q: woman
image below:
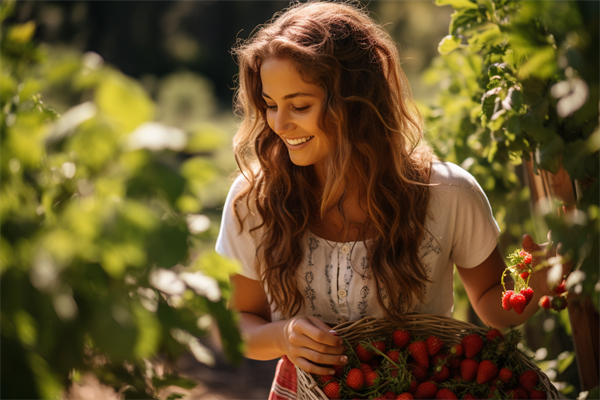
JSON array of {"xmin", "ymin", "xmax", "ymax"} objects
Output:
[{"xmin": 216, "ymin": 1, "xmax": 564, "ymax": 398}]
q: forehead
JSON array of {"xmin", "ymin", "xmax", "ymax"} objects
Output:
[{"xmin": 260, "ymin": 58, "xmax": 322, "ymax": 97}]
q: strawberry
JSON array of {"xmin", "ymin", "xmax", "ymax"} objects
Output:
[
  {"xmin": 333, "ymin": 364, "xmax": 344, "ymax": 377},
  {"xmin": 373, "ymin": 340, "xmax": 386, "ymax": 354},
  {"xmin": 520, "ymin": 287, "xmax": 534, "ymax": 306},
  {"xmin": 427, "ymin": 336, "xmax": 444, "ymax": 356},
  {"xmin": 485, "ymin": 328, "xmax": 504, "ymax": 343},
  {"xmin": 449, "ymin": 356, "xmax": 462, "ymax": 369},
  {"xmin": 386, "ymin": 350, "xmax": 400, "ymax": 364},
  {"xmin": 551, "ymin": 295, "xmax": 568, "ymax": 311},
  {"xmin": 436, "ymin": 388, "xmax": 457, "ymax": 399},
  {"xmin": 408, "ymin": 379, "xmax": 418, "ymax": 394},
  {"xmin": 460, "ymin": 358, "xmax": 479, "ymax": 382},
  {"xmin": 359, "ymin": 362, "xmax": 373, "ymax": 375},
  {"xmin": 539, "ymin": 296, "xmax": 551, "ymax": 309},
  {"xmin": 530, "ymin": 389, "xmax": 547, "ymax": 399},
  {"xmin": 408, "ymin": 340, "xmax": 429, "ymax": 368},
  {"xmin": 510, "ymin": 293, "xmax": 527, "ymax": 314},
  {"xmin": 554, "ymin": 279, "xmax": 566, "ymax": 294},
  {"xmin": 365, "ymin": 370, "xmax": 378, "ymax": 386},
  {"xmin": 509, "ymin": 387, "xmax": 529, "ymax": 399},
  {"xmin": 449, "ymin": 343, "xmax": 463, "ymax": 357},
  {"xmin": 519, "ymin": 370, "xmax": 539, "ymax": 393},
  {"xmin": 393, "ymin": 329, "xmax": 411, "ymax": 349},
  {"xmin": 502, "ymin": 290, "xmax": 514, "ymax": 311},
  {"xmin": 323, "ymin": 381, "xmax": 340, "ymax": 399},
  {"xmin": 476, "ymin": 360, "xmax": 498, "ymax": 384},
  {"xmin": 369, "ymin": 357, "xmax": 382, "ymax": 369},
  {"xmin": 356, "ymin": 343, "xmax": 375, "ymax": 362},
  {"xmin": 317, "ymin": 374, "xmax": 335, "ymax": 385},
  {"xmin": 383, "ymin": 391, "xmax": 396, "ymax": 399},
  {"xmin": 414, "ymin": 382, "xmax": 438, "ymax": 399},
  {"xmin": 519, "ymin": 251, "xmax": 532, "ymax": 264},
  {"xmin": 433, "ymin": 365, "xmax": 450, "ymax": 382},
  {"xmin": 487, "ymin": 386, "xmax": 499, "ymax": 399},
  {"xmin": 462, "ymin": 334, "xmax": 484, "ymax": 358},
  {"xmin": 396, "ymin": 393, "xmax": 414, "ymax": 400},
  {"xmin": 463, "ymin": 395, "xmax": 478, "ymax": 400},
  {"xmin": 520, "ymin": 271, "xmax": 530, "ymax": 279},
  {"xmin": 498, "ymin": 367, "xmax": 513, "ymax": 384},
  {"xmin": 410, "ymin": 365, "xmax": 428, "ymax": 382},
  {"xmin": 431, "ymin": 353, "xmax": 448, "ymax": 366},
  {"xmin": 346, "ymin": 368, "xmax": 364, "ymax": 390}
]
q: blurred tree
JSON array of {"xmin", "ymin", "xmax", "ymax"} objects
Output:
[{"xmin": 0, "ymin": 1, "xmax": 244, "ymax": 398}]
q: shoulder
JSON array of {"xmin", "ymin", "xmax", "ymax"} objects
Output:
[
  {"xmin": 222, "ymin": 172, "xmax": 262, "ymax": 231},
  {"xmin": 429, "ymin": 161, "xmax": 484, "ymax": 193}
]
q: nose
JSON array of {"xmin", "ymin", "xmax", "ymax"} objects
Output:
[{"xmin": 271, "ymin": 109, "xmax": 294, "ymax": 135}]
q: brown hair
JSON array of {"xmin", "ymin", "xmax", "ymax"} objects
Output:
[{"xmin": 230, "ymin": 0, "xmax": 435, "ymax": 323}]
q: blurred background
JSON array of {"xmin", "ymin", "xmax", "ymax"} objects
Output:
[{"xmin": 4, "ymin": 0, "xmax": 592, "ymax": 399}]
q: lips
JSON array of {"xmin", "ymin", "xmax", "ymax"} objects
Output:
[{"xmin": 285, "ymin": 136, "xmax": 314, "ymax": 145}]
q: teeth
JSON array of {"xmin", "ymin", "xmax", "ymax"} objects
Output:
[{"xmin": 286, "ymin": 136, "xmax": 314, "ymax": 145}]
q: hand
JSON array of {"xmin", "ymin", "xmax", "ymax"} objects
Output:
[
  {"xmin": 281, "ymin": 315, "xmax": 347, "ymax": 375},
  {"xmin": 522, "ymin": 233, "xmax": 573, "ymax": 297}
]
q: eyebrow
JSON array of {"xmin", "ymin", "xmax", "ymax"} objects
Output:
[{"xmin": 262, "ymin": 92, "xmax": 316, "ymax": 100}]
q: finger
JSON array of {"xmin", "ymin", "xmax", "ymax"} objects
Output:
[
  {"xmin": 522, "ymin": 234, "xmax": 541, "ymax": 252},
  {"xmin": 307, "ymin": 316, "xmax": 339, "ymax": 336},
  {"xmin": 301, "ymin": 318, "xmax": 344, "ymax": 348},
  {"xmin": 301, "ymin": 347, "xmax": 348, "ymax": 366},
  {"xmin": 295, "ymin": 357, "xmax": 337, "ymax": 376},
  {"xmin": 290, "ymin": 331, "xmax": 346, "ymax": 356}
]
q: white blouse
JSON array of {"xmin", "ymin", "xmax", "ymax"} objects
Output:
[{"xmin": 216, "ymin": 161, "xmax": 500, "ymax": 325}]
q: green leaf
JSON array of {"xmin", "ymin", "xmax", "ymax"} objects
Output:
[
  {"xmin": 192, "ymin": 251, "xmax": 240, "ymax": 284},
  {"xmin": 436, "ymin": 0, "xmax": 478, "ymax": 9},
  {"xmin": 152, "ymin": 374, "xmax": 197, "ymax": 390},
  {"xmin": 449, "ymin": 9, "xmax": 479, "ymax": 35},
  {"xmin": 537, "ymin": 134, "xmax": 564, "ymax": 174},
  {"xmin": 517, "ymin": 47, "xmax": 557, "ymax": 80},
  {"xmin": 7, "ymin": 21, "xmax": 36, "ymax": 44},
  {"xmin": 557, "ymin": 352, "xmax": 575, "ymax": 374},
  {"xmin": 438, "ymin": 35, "xmax": 462, "ymax": 55}
]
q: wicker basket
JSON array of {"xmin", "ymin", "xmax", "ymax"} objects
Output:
[{"xmin": 296, "ymin": 314, "xmax": 559, "ymax": 400}]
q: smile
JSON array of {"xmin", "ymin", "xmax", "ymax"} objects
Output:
[{"xmin": 285, "ymin": 136, "xmax": 314, "ymax": 145}]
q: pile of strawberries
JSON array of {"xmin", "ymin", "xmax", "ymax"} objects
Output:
[
  {"xmin": 501, "ymin": 249, "xmax": 569, "ymax": 314},
  {"xmin": 314, "ymin": 328, "xmax": 550, "ymax": 400}
]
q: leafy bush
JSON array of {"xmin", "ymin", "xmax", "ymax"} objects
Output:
[{"xmin": 0, "ymin": 2, "xmax": 242, "ymax": 398}]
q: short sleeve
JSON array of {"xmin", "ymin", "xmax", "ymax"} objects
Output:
[
  {"xmin": 430, "ymin": 162, "xmax": 501, "ymax": 269},
  {"xmin": 215, "ymin": 174, "xmax": 261, "ymax": 280}
]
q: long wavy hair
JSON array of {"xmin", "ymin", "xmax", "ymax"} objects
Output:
[{"xmin": 230, "ymin": 1, "xmax": 435, "ymax": 323}]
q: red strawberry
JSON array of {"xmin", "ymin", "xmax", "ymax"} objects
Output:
[
  {"xmin": 519, "ymin": 251, "xmax": 532, "ymax": 264},
  {"xmin": 554, "ymin": 279, "xmax": 566, "ymax": 294},
  {"xmin": 408, "ymin": 340, "xmax": 429, "ymax": 368},
  {"xmin": 539, "ymin": 296, "xmax": 551, "ymax": 309},
  {"xmin": 393, "ymin": 329, "xmax": 411, "ymax": 349},
  {"xmin": 487, "ymin": 386, "xmax": 499, "ymax": 399},
  {"xmin": 365, "ymin": 370, "xmax": 378, "ymax": 386},
  {"xmin": 520, "ymin": 271, "xmax": 530, "ymax": 279},
  {"xmin": 502, "ymin": 290, "xmax": 514, "ymax": 311},
  {"xmin": 449, "ymin": 343, "xmax": 463, "ymax": 357},
  {"xmin": 408, "ymin": 379, "xmax": 418, "ymax": 394},
  {"xmin": 318, "ymin": 374, "xmax": 335, "ymax": 384},
  {"xmin": 498, "ymin": 367, "xmax": 513, "ymax": 384},
  {"xmin": 510, "ymin": 293, "xmax": 527, "ymax": 314},
  {"xmin": 383, "ymin": 391, "xmax": 396, "ymax": 399},
  {"xmin": 433, "ymin": 365, "xmax": 450, "ymax": 382},
  {"xmin": 410, "ymin": 365, "xmax": 428, "ymax": 382},
  {"xmin": 333, "ymin": 364, "xmax": 344, "ymax": 377},
  {"xmin": 431, "ymin": 353, "xmax": 448, "ymax": 366},
  {"xmin": 346, "ymin": 368, "xmax": 364, "ymax": 390},
  {"xmin": 373, "ymin": 340, "xmax": 386, "ymax": 354},
  {"xmin": 476, "ymin": 360, "xmax": 498, "ymax": 384},
  {"xmin": 510, "ymin": 387, "xmax": 529, "ymax": 399},
  {"xmin": 396, "ymin": 393, "xmax": 414, "ymax": 400},
  {"xmin": 530, "ymin": 389, "xmax": 547, "ymax": 399},
  {"xmin": 436, "ymin": 388, "xmax": 457, "ymax": 399},
  {"xmin": 463, "ymin": 395, "xmax": 478, "ymax": 400},
  {"xmin": 414, "ymin": 381, "xmax": 438, "ymax": 399},
  {"xmin": 462, "ymin": 334, "xmax": 484, "ymax": 358},
  {"xmin": 520, "ymin": 287, "xmax": 534, "ymax": 305},
  {"xmin": 519, "ymin": 370, "xmax": 539, "ymax": 393},
  {"xmin": 386, "ymin": 350, "xmax": 400, "ymax": 364},
  {"xmin": 449, "ymin": 356, "xmax": 462, "ymax": 369},
  {"xmin": 427, "ymin": 336, "xmax": 444, "ymax": 356},
  {"xmin": 369, "ymin": 357, "xmax": 382, "ymax": 369},
  {"xmin": 485, "ymin": 328, "xmax": 504, "ymax": 343},
  {"xmin": 356, "ymin": 343, "xmax": 374, "ymax": 361},
  {"xmin": 359, "ymin": 362, "xmax": 373, "ymax": 375},
  {"xmin": 323, "ymin": 381, "xmax": 340, "ymax": 399},
  {"xmin": 460, "ymin": 358, "xmax": 479, "ymax": 382}
]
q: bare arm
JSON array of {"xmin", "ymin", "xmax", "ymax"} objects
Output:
[{"xmin": 229, "ymin": 273, "xmax": 348, "ymax": 375}]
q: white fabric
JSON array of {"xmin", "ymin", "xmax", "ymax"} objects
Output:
[{"xmin": 216, "ymin": 161, "xmax": 500, "ymax": 325}]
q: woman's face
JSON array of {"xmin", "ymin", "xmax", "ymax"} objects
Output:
[{"xmin": 260, "ymin": 58, "xmax": 331, "ymax": 174}]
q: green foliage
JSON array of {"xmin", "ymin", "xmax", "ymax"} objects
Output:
[
  {"xmin": 425, "ymin": 0, "xmax": 599, "ymax": 300},
  {"xmin": 1, "ymin": 6, "xmax": 242, "ymax": 399}
]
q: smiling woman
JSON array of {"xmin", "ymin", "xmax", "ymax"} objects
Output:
[
  {"xmin": 216, "ymin": 2, "xmax": 560, "ymax": 399},
  {"xmin": 260, "ymin": 58, "xmax": 330, "ymax": 178}
]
